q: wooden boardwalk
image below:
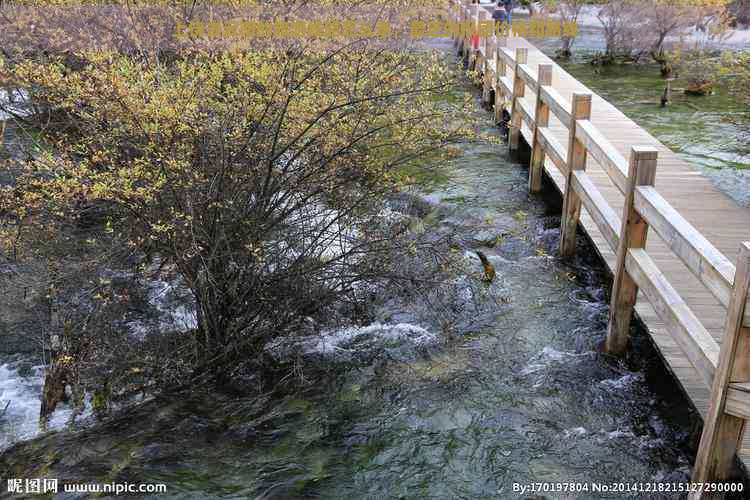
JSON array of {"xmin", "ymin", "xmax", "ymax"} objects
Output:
[{"xmin": 453, "ymin": 2, "xmax": 750, "ymax": 490}]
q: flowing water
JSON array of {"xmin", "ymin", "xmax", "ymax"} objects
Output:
[
  {"xmin": 0, "ymin": 69, "xmax": 711, "ymax": 498},
  {"xmin": 0, "ymin": 358, "xmax": 93, "ymax": 452}
]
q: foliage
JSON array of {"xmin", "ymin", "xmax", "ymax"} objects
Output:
[
  {"xmin": 596, "ymin": 0, "xmax": 641, "ymax": 59},
  {"xmin": 547, "ymin": 0, "xmax": 587, "ymax": 57},
  {"xmin": 0, "ymin": 29, "xmax": 475, "ymax": 414},
  {"xmin": 726, "ymin": 52, "xmax": 750, "ymax": 110},
  {"xmin": 594, "ymin": 0, "xmax": 731, "ymax": 73}
]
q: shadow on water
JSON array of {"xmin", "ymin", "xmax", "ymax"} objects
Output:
[{"xmin": 1, "ymin": 56, "xmax": 747, "ymax": 500}]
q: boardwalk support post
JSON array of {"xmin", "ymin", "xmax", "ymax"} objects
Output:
[
  {"xmin": 482, "ymin": 37, "xmax": 495, "ymax": 106},
  {"xmin": 529, "ymin": 64, "xmax": 553, "ymax": 193},
  {"xmin": 690, "ymin": 242, "xmax": 750, "ymax": 495},
  {"xmin": 559, "ymin": 92, "xmax": 592, "ymax": 257},
  {"xmin": 604, "ymin": 147, "xmax": 658, "ymax": 354},
  {"xmin": 478, "ymin": 9, "xmax": 487, "ymax": 53},
  {"xmin": 475, "ymin": 9, "xmax": 487, "ymax": 75},
  {"xmin": 453, "ymin": 1, "xmax": 461, "ymax": 48},
  {"xmin": 508, "ymin": 48, "xmax": 528, "ymax": 152},
  {"xmin": 461, "ymin": 5, "xmax": 471, "ymax": 65},
  {"xmin": 493, "ymin": 38, "xmax": 507, "ymax": 124}
]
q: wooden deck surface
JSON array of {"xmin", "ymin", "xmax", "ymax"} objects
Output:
[{"xmin": 478, "ymin": 35, "xmax": 750, "ymax": 469}]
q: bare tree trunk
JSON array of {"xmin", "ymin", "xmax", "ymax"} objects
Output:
[{"xmin": 39, "ymin": 361, "xmax": 68, "ymax": 431}]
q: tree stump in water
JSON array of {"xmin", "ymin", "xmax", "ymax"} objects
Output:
[
  {"xmin": 685, "ymin": 81, "xmax": 714, "ymax": 96},
  {"xmin": 661, "ymin": 80, "xmax": 673, "ymax": 108},
  {"xmin": 39, "ymin": 357, "xmax": 72, "ymax": 431},
  {"xmin": 39, "ymin": 320, "xmax": 85, "ymax": 430}
]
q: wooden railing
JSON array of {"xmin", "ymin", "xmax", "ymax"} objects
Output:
[{"xmin": 451, "ymin": 0, "xmax": 750, "ymax": 493}]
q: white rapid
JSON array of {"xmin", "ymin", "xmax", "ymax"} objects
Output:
[{"xmin": 0, "ymin": 361, "xmax": 85, "ymax": 450}]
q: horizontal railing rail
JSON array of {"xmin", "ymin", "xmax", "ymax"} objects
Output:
[
  {"xmin": 517, "ymin": 63, "xmax": 539, "ymax": 93},
  {"xmin": 574, "ymin": 120, "xmax": 629, "ymax": 194},
  {"xmin": 633, "ymin": 186, "xmax": 737, "ymax": 311},
  {"xmin": 450, "ymin": 0, "xmax": 750, "ymax": 493},
  {"xmin": 539, "ymin": 86, "xmax": 572, "ymax": 126}
]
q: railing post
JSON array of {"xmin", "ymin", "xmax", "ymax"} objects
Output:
[
  {"xmin": 483, "ymin": 36, "xmax": 495, "ymax": 106},
  {"xmin": 493, "ymin": 42, "xmax": 506, "ymax": 123},
  {"xmin": 494, "ymin": 38, "xmax": 507, "ymax": 119},
  {"xmin": 453, "ymin": 1, "xmax": 461, "ymax": 48},
  {"xmin": 604, "ymin": 147, "xmax": 658, "ymax": 353},
  {"xmin": 458, "ymin": 0, "xmax": 466, "ymax": 59},
  {"xmin": 461, "ymin": 5, "xmax": 471, "ymax": 64},
  {"xmin": 478, "ymin": 9, "xmax": 488, "ymax": 55},
  {"xmin": 508, "ymin": 47, "xmax": 528, "ymax": 152},
  {"xmin": 496, "ymin": 32, "xmax": 507, "ymax": 51},
  {"xmin": 559, "ymin": 92, "xmax": 592, "ymax": 257},
  {"xmin": 691, "ymin": 242, "xmax": 750, "ymax": 494},
  {"xmin": 529, "ymin": 64, "xmax": 552, "ymax": 193}
]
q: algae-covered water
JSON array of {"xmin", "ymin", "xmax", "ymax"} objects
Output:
[{"xmin": 0, "ymin": 71, "xmax": 706, "ymax": 498}]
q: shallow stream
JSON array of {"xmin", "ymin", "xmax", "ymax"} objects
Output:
[{"xmin": 0, "ymin": 71, "xmax": 707, "ymax": 498}]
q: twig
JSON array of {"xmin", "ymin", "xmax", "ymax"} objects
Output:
[{"xmin": 1, "ymin": 400, "xmax": 10, "ymax": 417}]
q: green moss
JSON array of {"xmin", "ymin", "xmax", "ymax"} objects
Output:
[
  {"xmin": 443, "ymin": 195, "xmax": 467, "ymax": 204},
  {"xmin": 395, "ymin": 162, "xmax": 451, "ymax": 192}
]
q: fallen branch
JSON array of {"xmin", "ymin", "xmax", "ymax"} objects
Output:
[{"xmin": 0, "ymin": 399, "xmax": 10, "ymax": 417}]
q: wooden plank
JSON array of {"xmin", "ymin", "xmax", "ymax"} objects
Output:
[
  {"xmin": 517, "ymin": 96, "xmax": 535, "ymax": 130},
  {"xmin": 726, "ymin": 383, "xmax": 750, "ymax": 420},
  {"xmin": 493, "ymin": 50, "xmax": 504, "ymax": 123},
  {"xmin": 498, "ymin": 76, "xmax": 513, "ymax": 98},
  {"xmin": 451, "ymin": 1, "xmax": 460, "ymax": 47},
  {"xmin": 508, "ymin": 48, "xmax": 528, "ymax": 151},
  {"xmin": 571, "ymin": 170, "xmax": 621, "ymax": 252},
  {"xmin": 537, "ymin": 126, "xmax": 567, "ymax": 176},
  {"xmin": 634, "ymin": 186, "xmax": 737, "ymax": 315},
  {"xmin": 499, "ymin": 47, "xmax": 515, "ymax": 69},
  {"xmin": 575, "ymin": 119, "xmax": 629, "ymax": 194},
  {"xmin": 605, "ymin": 147, "xmax": 658, "ymax": 354},
  {"xmin": 482, "ymin": 57, "xmax": 493, "ymax": 105},
  {"xmin": 692, "ymin": 243, "xmax": 750, "ymax": 490},
  {"xmin": 559, "ymin": 93, "xmax": 591, "ymax": 257},
  {"xmin": 520, "ymin": 122, "xmax": 534, "ymax": 145},
  {"xmin": 625, "ymin": 248, "xmax": 720, "ymax": 387},
  {"xmin": 478, "ymin": 8, "xmax": 488, "ymax": 55},
  {"xmin": 517, "ymin": 63, "xmax": 539, "ymax": 93},
  {"xmin": 539, "ymin": 86, "xmax": 571, "ymax": 127},
  {"xmin": 529, "ymin": 64, "xmax": 553, "ymax": 193}
]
